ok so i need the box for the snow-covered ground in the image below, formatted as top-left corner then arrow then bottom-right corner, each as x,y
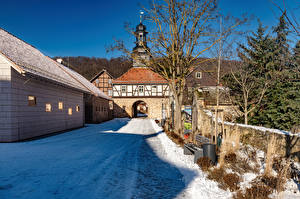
0,118 -> 231,199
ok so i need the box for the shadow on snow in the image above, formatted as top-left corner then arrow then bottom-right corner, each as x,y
0,119 -> 196,199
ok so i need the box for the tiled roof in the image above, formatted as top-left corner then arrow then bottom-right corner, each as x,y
113,67 -> 168,84
0,28 -> 111,100
90,69 -> 114,82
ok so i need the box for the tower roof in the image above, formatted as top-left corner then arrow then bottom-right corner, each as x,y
136,23 -> 146,32
113,67 -> 167,84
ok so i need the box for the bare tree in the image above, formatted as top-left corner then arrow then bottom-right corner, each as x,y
225,63 -> 269,125
269,0 -> 300,36
111,0 -> 243,136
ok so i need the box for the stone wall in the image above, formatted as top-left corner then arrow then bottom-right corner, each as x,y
113,97 -> 170,119
197,108 -> 300,159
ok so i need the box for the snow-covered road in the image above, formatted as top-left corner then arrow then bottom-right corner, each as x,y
0,118 -> 230,199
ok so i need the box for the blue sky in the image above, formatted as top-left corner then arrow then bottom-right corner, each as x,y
0,0 -> 299,58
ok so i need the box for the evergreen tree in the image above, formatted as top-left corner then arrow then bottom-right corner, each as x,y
294,40 -> 300,68
252,15 -> 300,131
223,21 -> 274,124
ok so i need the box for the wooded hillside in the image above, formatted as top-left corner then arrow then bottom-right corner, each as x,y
53,56 -> 132,80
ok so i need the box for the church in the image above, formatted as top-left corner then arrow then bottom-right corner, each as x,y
111,21 -> 170,120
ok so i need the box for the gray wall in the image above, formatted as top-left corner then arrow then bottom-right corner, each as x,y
0,63 -> 85,142
0,57 -> 13,141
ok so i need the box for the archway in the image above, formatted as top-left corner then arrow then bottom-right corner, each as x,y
132,100 -> 148,118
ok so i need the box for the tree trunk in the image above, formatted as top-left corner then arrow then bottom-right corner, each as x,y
169,80 -> 184,137
192,89 -> 198,142
174,94 -> 183,136
244,99 -> 248,125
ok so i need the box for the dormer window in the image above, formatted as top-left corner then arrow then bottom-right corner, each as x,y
196,72 -> 202,79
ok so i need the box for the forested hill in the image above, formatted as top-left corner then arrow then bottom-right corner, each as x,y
53,56 -> 132,80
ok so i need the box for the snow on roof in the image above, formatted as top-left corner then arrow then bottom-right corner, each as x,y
57,63 -> 112,100
0,28 -> 88,93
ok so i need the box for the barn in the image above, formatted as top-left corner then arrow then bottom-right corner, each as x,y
0,28 -> 111,142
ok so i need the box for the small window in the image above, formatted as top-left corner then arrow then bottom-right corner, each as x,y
108,90 -> 112,96
109,101 -> 113,110
45,103 -> 52,112
151,85 -> 157,93
58,102 -> 63,110
28,96 -> 36,106
138,85 -> 144,93
196,72 -> 202,79
68,108 -> 72,115
76,105 -> 80,112
108,79 -> 112,84
121,85 -> 126,93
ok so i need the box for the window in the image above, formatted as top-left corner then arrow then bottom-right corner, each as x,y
58,102 -> 63,110
121,85 -> 126,93
109,101 -> 113,110
68,108 -> 72,115
195,72 -> 202,79
45,104 -> 52,112
28,96 -> 36,106
138,85 -> 144,93
95,79 -> 100,87
108,79 -> 112,84
151,85 -> 157,93
108,90 -> 112,96
76,105 -> 80,112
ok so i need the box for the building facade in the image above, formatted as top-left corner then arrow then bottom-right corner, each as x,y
0,28 -> 111,142
90,69 -> 114,97
112,22 -> 170,119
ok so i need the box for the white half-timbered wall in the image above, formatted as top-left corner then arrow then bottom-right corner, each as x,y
112,84 -> 169,97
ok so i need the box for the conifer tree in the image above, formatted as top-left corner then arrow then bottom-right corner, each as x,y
223,21 -> 273,124
252,15 -> 300,130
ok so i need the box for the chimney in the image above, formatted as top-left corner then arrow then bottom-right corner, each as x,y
56,58 -> 63,64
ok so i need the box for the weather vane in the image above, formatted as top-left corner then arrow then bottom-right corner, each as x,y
140,10 -> 144,23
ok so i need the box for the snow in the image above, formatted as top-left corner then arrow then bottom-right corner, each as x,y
203,109 -> 300,137
1,118 -> 297,199
0,118 -> 229,199
151,120 -> 232,199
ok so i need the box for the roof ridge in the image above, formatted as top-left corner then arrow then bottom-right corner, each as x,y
0,27 -> 39,51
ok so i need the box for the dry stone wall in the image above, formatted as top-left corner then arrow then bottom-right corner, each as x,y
197,108 -> 300,159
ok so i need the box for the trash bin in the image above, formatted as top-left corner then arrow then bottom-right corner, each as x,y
202,143 -> 216,164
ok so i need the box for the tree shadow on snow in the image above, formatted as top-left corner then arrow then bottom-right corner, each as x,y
0,120 -> 196,199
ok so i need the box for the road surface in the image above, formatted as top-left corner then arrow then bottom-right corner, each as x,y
0,119 -> 188,199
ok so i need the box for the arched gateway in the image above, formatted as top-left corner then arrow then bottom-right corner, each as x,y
111,20 -> 170,120
132,100 -> 148,118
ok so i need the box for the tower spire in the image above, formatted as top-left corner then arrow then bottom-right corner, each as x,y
140,10 -> 144,23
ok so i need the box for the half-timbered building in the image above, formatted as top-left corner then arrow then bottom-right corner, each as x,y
112,21 -> 170,119
90,69 -> 114,97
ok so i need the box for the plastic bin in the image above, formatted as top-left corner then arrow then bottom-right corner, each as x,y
202,143 -> 216,164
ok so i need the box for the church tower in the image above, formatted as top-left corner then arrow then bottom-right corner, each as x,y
132,12 -> 150,67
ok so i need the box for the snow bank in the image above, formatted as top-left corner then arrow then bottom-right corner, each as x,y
150,120 -> 232,199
